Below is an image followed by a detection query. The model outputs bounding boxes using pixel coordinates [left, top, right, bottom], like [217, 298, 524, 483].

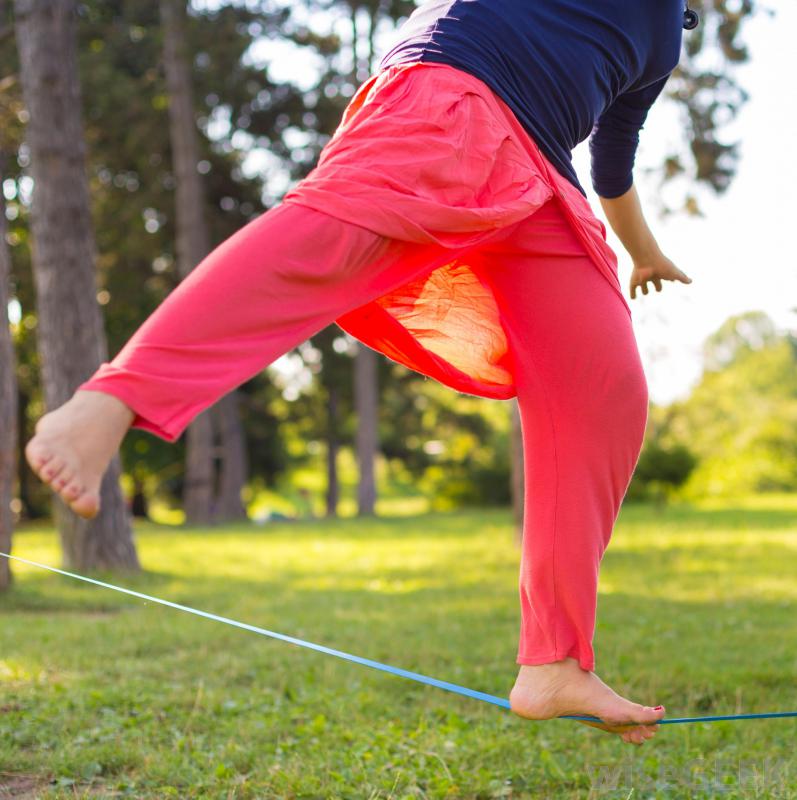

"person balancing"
[25, 0, 696, 745]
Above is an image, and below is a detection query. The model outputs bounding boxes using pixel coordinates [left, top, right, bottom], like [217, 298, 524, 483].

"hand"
[630, 251, 692, 299]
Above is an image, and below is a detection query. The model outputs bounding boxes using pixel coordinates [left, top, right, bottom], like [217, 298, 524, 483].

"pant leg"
[77, 200, 455, 443]
[471, 197, 650, 672]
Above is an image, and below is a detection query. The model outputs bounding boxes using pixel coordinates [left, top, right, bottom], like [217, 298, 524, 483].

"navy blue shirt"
[379, 0, 684, 198]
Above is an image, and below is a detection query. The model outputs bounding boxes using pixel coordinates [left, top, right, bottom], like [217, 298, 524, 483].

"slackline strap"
[2, 552, 795, 727]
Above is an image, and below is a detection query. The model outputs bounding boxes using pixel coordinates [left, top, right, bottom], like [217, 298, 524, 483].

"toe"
[42, 457, 66, 482]
[25, 439, 54, 472]
[62, 481, 83, 501]
[69, 489, 100, 520]
[609, 703, 665, 728]
[622, 728, 646, 745]
[54, 468, 75, 491]
[638, 704, 666, 724]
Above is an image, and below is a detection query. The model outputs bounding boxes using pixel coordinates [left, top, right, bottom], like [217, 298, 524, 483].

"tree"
[354, 339, 377, 515]
[347, 1, 380, 519]
[654, 0, 765, 216]
[661, 313, 797, 499]
[159, 0, 253, 525]
[702, 310, 778, 372]
[629, 439, 697, 510]
[13, 0, 139, 569]
[0, 155, 17, 589]
[74, 0, 292, 520]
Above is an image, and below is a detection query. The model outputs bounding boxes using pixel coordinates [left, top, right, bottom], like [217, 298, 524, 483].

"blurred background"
[0, 0, 795, 570]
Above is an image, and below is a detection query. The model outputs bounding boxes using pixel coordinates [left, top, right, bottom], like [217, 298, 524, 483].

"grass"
[1, 497, 796, 798]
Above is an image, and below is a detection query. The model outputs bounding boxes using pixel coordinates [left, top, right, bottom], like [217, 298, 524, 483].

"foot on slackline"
[510, 657, 665, 745]
[25, 390, 135, 520]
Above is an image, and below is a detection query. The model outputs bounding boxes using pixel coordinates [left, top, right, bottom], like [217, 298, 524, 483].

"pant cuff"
[77, 379, 182, 443]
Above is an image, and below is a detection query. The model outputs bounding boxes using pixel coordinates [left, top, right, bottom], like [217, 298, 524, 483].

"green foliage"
[669, 316, 797, 500]
[627, 440, 697, 506]
[379, 378, 512, 509]
[626, 312, 797, 508]
[2, 498, 797, 796]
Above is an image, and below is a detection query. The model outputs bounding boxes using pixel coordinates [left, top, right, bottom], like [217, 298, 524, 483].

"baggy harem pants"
[78, 62, 650, 672]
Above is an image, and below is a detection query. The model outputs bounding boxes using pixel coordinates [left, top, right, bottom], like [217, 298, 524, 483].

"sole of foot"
[24, 390, 135, 520]
[509, 657, 665, 746]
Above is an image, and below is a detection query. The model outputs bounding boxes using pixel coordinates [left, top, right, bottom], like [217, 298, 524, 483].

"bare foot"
[510, 658, 665, 745]
[24, 390, 136, 520]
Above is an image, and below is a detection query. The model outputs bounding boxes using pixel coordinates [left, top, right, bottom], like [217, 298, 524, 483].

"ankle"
[74, 389, 135, 426]
[518, 656, 580, 673]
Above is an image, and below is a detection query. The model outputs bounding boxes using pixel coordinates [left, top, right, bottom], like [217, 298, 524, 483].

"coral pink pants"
[78, 62, 649, 672]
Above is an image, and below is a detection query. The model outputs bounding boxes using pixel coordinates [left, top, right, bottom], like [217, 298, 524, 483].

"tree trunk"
[130, 473, 150, 519]
[211, 391, 248, 521]
[325, 384, 339, 518]
[350, 8, 380, 519]
[16, 387, 33, 520]
[160, 0, 248, 526]
[14, 0, 139, 571]
[0, 156, 17, 589]
[510, 399, 524, 546]
[354, 344, 377, 516]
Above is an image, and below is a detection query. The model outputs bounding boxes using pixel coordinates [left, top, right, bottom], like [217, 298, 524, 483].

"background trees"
[1, 0, 786, 584]
[13, 0, 138, 569]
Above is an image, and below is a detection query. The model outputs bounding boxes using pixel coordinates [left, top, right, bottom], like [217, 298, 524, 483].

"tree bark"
[354, 343, 377, 516]
[14, 0, 139, 571]
[211, 391, 248, 521]
[16, 388, 32, 520]
[160, 0, 214, 525]
[350, 7, 380, 519]
[510, 399, 524, 546]
[0, 156, 17, 589]
[130, 474, 150, 519]
[325, 384, 339, 518]
[160, 0, 248, 526]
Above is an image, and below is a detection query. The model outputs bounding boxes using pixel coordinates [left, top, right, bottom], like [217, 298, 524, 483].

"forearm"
[597, 183, 662, 263]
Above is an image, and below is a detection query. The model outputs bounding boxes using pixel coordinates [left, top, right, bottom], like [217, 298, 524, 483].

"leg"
[25, 201, 450, 518]
[471, 198, 665, 744]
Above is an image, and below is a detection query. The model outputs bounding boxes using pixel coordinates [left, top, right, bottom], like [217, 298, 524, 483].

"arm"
[589, 75, 669, 199]
[598, 182, 661, 263]
[600, 184, 692, 298]
[590, 77, 692, 297]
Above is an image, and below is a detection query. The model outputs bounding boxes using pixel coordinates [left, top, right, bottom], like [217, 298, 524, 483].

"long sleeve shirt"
[378, 0, 684, 198]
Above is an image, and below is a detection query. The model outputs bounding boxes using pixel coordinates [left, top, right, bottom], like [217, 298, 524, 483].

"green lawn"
[1, 498, 796, 798]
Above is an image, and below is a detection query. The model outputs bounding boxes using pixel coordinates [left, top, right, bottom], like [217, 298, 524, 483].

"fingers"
[630, 271, 692, 300]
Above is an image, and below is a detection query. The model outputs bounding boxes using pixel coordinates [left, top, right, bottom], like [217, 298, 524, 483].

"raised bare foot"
[509, 657, 665, 745]
[24, 390, 135, 520]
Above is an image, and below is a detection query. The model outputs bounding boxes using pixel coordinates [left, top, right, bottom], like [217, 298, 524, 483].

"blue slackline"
[2, 551, 796, 727]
